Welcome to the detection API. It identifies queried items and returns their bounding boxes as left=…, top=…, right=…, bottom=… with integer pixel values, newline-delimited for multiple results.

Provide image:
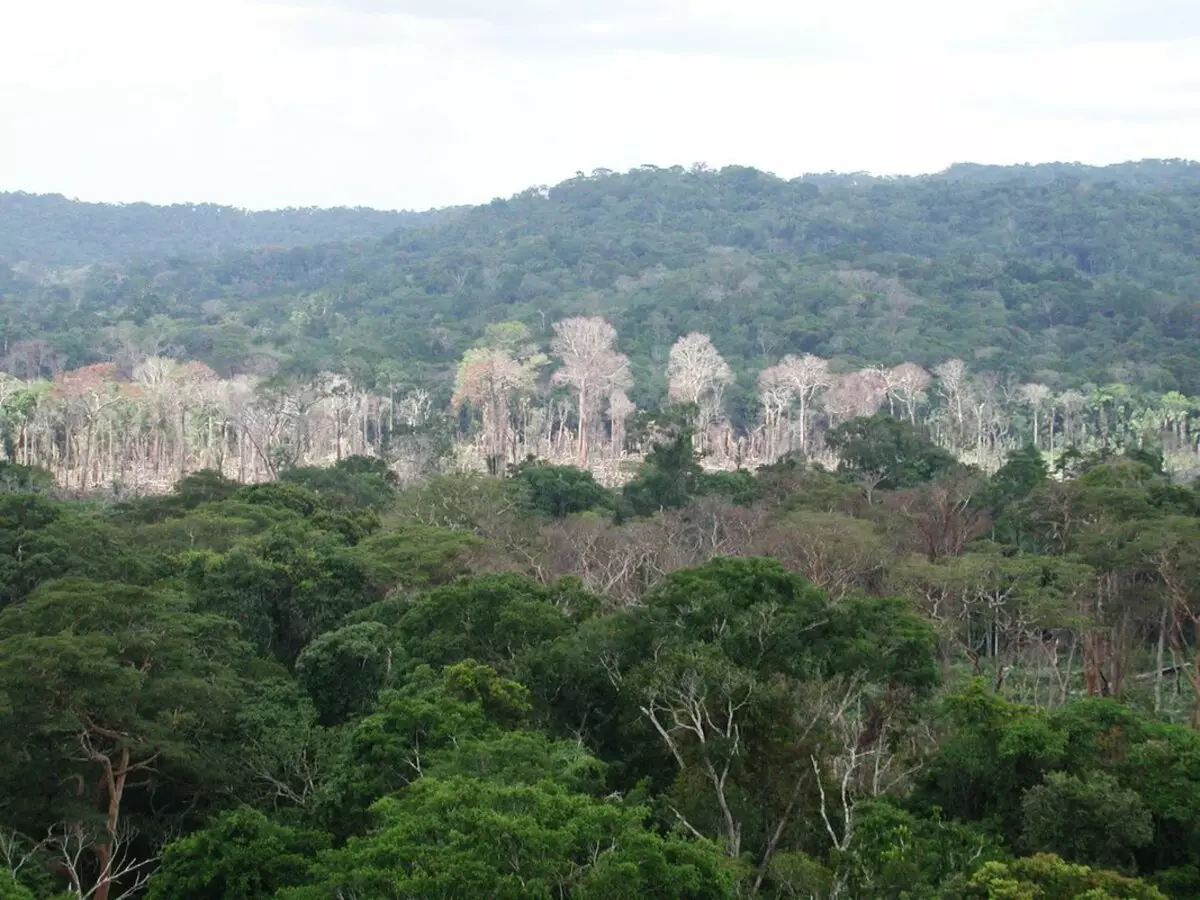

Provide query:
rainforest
left=1, top=160, right=1199, bottom=899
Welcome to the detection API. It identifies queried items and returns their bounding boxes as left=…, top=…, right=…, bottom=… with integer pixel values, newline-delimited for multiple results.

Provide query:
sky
left=1, top=0, right=1198, bottom=211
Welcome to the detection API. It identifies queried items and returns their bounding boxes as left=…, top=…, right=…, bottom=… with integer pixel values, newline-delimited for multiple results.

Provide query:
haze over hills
left=0, top=192, right=449, bottom=267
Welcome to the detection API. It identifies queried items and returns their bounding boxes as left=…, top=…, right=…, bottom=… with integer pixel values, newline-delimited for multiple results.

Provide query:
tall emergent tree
left=550, top=317, right=631, bottom=465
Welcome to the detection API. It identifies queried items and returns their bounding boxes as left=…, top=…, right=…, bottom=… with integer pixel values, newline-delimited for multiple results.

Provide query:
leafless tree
left=41, top=821, right=161, bottom=900
left=779, top=354, right=831, bottom=452
left=824, top=369, right=888, bottom=424
left=550, top=317, right=632, bottom=465
left=757, top=364, right=795, bottom=461
left=934, top=359, right=969, bottom=449
left=452, top=349, right=532, bottom=472
left=887, top=363, right=932, bottom=425
left=607, top=389, right=636, bottom=457
left=1022, top=381, right=1051, bottom=451
left=667, top=332, right=733, bottom=448
left=1018, top=383, right=1052, bottom=450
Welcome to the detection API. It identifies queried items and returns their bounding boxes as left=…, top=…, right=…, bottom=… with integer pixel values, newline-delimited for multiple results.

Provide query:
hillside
left=3, top=162, right=1198, bottom=402
left=0, top=191, right=447, bottom=266
left=5, top=160, right=1200, bottom=900
left=1, top=159, right=1199, bottom=486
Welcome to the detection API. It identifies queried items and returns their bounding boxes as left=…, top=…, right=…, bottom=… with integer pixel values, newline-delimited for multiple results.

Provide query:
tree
left=824, top=369, right=888, bottom=425
left=510, top=459, right=614, bottom=518
left=667, top=333, right=734, bottom=447
left=935, top=359, right=970, bottom=450
left=887, top=363, right=932, bottom=425
left=284, top=776, right=735, bottom=900
left=619, top=428, right=705, bottom=518
left=452, top=337, right=539, bottom=472
left=1020, top=771, right=1152, bottom=871
left=146, top=807, right=328, bottom=900
left=311, top=661, right=535, bottom=838
left=394, top=574, right=595, bottom=673
left=826, top=414, right=959, bottom=492
left=184, top=526, right=374, bottom=666
left=1019, top=383, right=1053, bottom=450
left=294, top=622, right=395, bottom=725
left=0, top=580, right=250, bottom=900
left=1134, top=516, right=1200, bottom=726
left=949, top=854, right=1167, bottom=899
left=550, top=317, right=632, bottom=465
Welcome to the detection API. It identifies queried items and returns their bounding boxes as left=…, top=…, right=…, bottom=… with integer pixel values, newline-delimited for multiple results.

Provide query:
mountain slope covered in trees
left=0, top=192, right=446, bottom=266
left=2, top=159, right=1199, bottom=491
left=4, top=159, right=1198, bottom=399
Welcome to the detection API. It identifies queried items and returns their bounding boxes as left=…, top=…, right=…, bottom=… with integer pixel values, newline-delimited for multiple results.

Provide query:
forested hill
left=0, top=192, right=446, bottom=266
left=3, top=159, right=1200, bottom=418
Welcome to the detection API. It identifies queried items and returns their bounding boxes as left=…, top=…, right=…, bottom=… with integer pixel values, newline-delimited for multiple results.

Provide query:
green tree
left=395, top=573, right=595, bottom=673
left=146, top=807, right=329, bottom=900
left=510, top=459, right=614, bottom=517
left=1019, top=771, right=1152, bottom=872
left=294, top=622, right=395, bottom=725
left=284, top=776, right=735, bottom=900
left=0, top=580, right=250, bottom=900
left=826, top=414, right=960, bottom=491
left=313, top=661, right=531, bottom=838
left=184, top=526, right=373, bottom=666
left=619, top=427, right=704, bottom=518
left=948, top=854, right=1167, bottom=899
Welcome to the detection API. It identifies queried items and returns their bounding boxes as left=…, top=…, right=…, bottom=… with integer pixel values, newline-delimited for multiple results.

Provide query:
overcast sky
left=2, top=0, right=1198, bottom=210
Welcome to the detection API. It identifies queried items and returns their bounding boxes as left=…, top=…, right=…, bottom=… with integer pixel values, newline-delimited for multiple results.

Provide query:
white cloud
left=0, top=0, right=1197, bottom=210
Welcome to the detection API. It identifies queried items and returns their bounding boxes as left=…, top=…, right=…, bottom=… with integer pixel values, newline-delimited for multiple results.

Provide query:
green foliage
left=0, top=876, right=35, bottom=900
left=639, top=556, right=937, bottom=688
left=348, top=522, right=480, bottom=597
left=286, top=776, right=735, bottom=900
left=0, top=495, right=148, bottom=607
left=312, top=661, right=532, bottom=837
left=0, top=191, right=433, bottom=265
left=836, top=801, right=1004, bottom=899
left=111, top=469, right=241, bottom=525
left=698, top=468, right=761, bottom=506
left=0, top=579, right=251, bottom=841
left=0, top=462, right=54, bottom=494
left=1020, top=771, right=1153, bottom=871
left=147, top=806, right=329, bottom=900
left=510, top=459, right=614, bottom=517
left=184, top=525, right=375, bottom=665
left=827, top=414, right=960, bottom=490
left=395, top=573, right=596, bottom=673
left=949, top=853, right=1167, bottom=899
left=280, top=455, right=398, bottom=510
left=619, top=429, right=705, bottom=518
left=295, top=622, right=395, bottom=725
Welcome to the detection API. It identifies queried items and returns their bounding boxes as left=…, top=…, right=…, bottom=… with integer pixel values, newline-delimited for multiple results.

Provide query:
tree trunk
left=1155, top=606, right=1167, bottom=715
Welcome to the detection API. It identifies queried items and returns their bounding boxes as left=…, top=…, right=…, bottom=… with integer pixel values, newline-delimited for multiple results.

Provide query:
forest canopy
left=2, top=158, right=1200, bottom=898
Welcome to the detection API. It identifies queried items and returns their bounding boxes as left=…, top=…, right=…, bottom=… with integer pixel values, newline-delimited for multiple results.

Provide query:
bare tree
left=550, top=317, right=631, bottom=465
left=824, top=369, right=888, bottom=424
left=779, top=354, right=831, bottom=452
left=607, top=389, right=636, bottom=457
left=757, top=364, right=795, bottom=462
left=1056, top=389, right=1086, bottom=450
left=1019, top=383, right=1052, bottom=450
left=934, top=359, right=969, bottom=449
left=667, top=332, right=734, bottom=447
left=42, top=821, right=161, bottom=900
left=452, top=349, right=530, bottom=472
left=888, top=363, right=932, bottom=425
